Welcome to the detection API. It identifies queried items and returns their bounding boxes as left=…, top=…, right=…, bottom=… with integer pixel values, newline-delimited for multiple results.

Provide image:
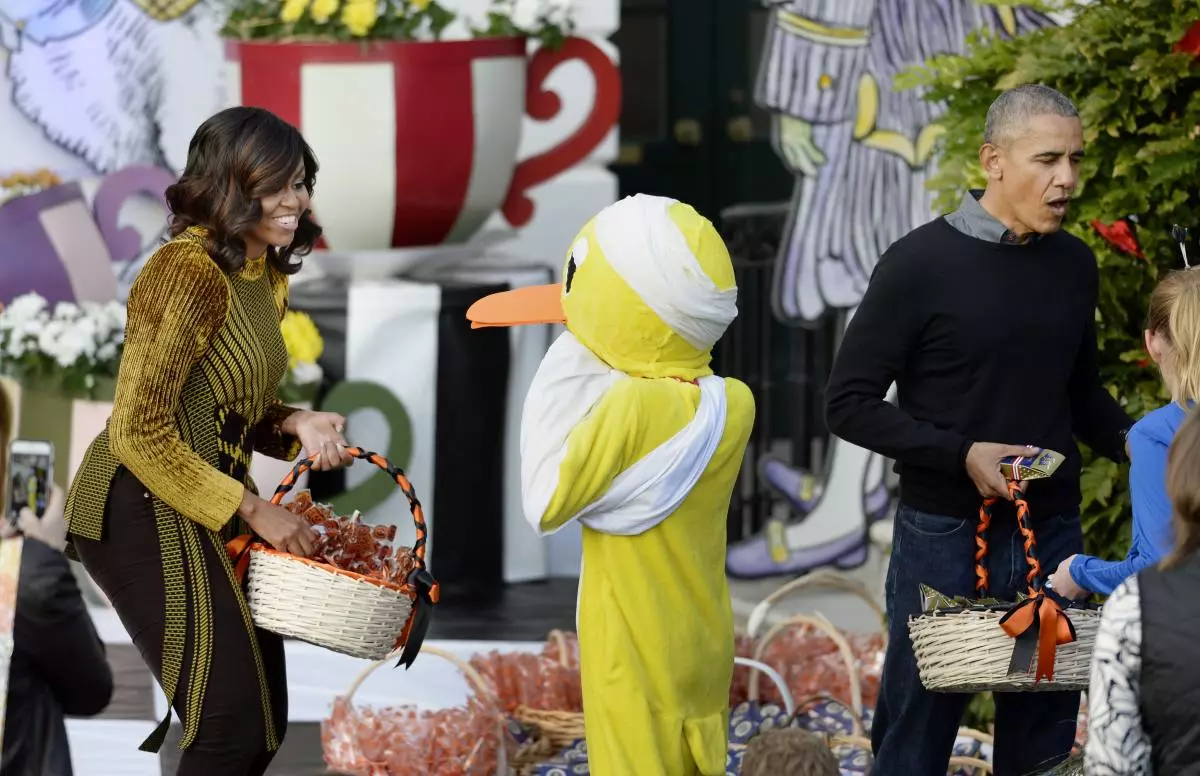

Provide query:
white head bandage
left=593, top=194, right=738, bottom=351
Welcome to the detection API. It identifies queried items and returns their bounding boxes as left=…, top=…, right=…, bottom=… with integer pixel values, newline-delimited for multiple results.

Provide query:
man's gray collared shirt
left=944, top=190, right=1038, bottom=245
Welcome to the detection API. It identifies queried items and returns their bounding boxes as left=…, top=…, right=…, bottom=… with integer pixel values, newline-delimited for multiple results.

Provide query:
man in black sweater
left=825, top=84, right=1132, bottom=775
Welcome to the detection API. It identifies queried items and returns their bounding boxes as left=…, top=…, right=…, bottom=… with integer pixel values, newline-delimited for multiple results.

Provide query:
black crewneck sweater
left=826, top=216, right=1132, bottom=520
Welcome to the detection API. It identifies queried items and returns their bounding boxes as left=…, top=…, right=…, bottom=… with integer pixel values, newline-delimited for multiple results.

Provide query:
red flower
left=1175, top=21, right=1200, bottom=56
left=1136, top=358, right=1152, bottom=369
left=1091, top=219, right=1145, bottom=259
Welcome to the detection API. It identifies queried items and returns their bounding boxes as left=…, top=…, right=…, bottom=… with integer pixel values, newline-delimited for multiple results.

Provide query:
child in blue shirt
left=1049, top=269, right=1200, bottom=597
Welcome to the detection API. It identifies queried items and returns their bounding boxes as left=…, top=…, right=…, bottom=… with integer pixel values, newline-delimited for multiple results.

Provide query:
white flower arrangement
left=0, top=293, right=126, bottom=398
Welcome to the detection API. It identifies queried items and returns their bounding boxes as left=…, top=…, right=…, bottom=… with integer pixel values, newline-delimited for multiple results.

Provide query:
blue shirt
left=1070, top=402, right=1187, bottom=595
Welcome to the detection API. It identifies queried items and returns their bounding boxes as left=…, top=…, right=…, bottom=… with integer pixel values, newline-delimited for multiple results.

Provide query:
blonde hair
left=1164, top=407, right=1200, bottom=568
left=740, top=728, right=840, bottom=776
left=1147, top=269, right=1200, bottom=405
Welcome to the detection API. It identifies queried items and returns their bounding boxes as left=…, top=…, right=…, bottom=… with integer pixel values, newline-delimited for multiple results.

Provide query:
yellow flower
left=310, top=0, right=338, bottom=23
left=410, top=0, right=430, bottom=9
left=340, top=0, right=378, bottom=36
left=280, top=310, right=323, bottom=369
left=281, top=0, right=310, bottom=23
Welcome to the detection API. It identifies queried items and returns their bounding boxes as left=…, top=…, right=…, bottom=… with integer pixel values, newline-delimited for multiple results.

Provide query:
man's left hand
left=1048, top=555, right=1088, bottom=601
left=284, top=410, right=355, bottom=471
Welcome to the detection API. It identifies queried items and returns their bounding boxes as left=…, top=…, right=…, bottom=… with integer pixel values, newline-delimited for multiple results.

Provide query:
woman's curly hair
left=165, top=106, right=322, bottom=275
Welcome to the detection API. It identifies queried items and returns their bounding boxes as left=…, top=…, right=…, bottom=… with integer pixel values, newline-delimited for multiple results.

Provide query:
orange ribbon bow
left=226, top=534, right=255, bottom=583
left=998, top=593, right=1077, bottom=683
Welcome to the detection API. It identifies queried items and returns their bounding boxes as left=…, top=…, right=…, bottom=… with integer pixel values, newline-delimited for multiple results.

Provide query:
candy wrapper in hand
left=1000, top=449, right=1065, bottom=482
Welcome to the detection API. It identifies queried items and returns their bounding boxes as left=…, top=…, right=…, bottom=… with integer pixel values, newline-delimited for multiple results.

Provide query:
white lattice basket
left=244, top=548, right=418, bottom=659
left=230, top=446, right=439, bottom=662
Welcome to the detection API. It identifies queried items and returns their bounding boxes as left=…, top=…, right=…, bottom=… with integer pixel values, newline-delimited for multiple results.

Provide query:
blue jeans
left=871, top=503, right=1084, bottom=776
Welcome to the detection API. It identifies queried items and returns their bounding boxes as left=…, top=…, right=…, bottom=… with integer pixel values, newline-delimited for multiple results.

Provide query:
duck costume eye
left=465, top=231, right=587, bottom=328
left=564, top=238, right=589, bottom=295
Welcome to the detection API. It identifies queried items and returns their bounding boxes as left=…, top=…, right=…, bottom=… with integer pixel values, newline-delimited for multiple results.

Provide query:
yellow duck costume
left=467, top=194, right=755, bottom=776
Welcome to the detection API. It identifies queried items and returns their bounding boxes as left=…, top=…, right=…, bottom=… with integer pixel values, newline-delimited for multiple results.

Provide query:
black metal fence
left=713, top=202, right=840, bottom=544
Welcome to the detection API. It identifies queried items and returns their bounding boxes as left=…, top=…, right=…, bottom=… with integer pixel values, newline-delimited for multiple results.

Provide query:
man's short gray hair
left=984, top=84, right=1079, bottom=145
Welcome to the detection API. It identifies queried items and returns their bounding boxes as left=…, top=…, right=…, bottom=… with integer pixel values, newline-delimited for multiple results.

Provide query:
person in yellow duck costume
left=467, top=194, right=755, bottom=776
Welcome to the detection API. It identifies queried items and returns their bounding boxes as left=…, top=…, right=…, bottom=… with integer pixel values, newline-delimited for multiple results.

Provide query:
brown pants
left=74, top=467, right=288, bottom=775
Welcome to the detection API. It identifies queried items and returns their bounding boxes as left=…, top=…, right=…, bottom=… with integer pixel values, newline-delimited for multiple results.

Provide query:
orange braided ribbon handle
left=1011, top=482, right=1041, bottom=598
left=982, top=482, right=1076, bottom=684
left=976, top=499, right=995, bottom=597
left=268, top=446, right=431, bottom=571
left=975, top=482, right=1043, bottom=599
left=227, top=446, right=439, bottom=669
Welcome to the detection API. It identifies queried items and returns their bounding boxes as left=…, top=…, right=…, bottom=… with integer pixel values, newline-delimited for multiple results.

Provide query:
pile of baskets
left=316, top=566, right=1010, bottom=776
left=733, top=569, right=995, bottom=776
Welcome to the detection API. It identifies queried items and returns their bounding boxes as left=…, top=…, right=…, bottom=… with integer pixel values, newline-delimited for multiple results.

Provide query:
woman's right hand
left=238, top=492, right=315, bottom=557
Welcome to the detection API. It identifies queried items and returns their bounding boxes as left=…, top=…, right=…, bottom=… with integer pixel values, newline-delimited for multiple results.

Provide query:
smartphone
left=7, top=439, right=54, bottom=524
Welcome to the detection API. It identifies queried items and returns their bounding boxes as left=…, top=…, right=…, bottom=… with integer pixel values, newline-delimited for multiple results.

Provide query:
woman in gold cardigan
left=64, top=106, right=353, bottom=775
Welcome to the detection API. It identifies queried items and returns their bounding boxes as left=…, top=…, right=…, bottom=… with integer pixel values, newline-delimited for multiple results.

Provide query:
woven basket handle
left=733, top=657, right=795, bottom=716
left=957, top=727, right=995, bottom=747
left=340, top=644, right=508, bottom=774
left=344, top=644, right=496, bottom=703
left=748, top=612, right=865, bottom=735
left=948, top=756, right=992, bottom=774
left=745, top=568, right=885, bottom=639
left=547, top=629, right=572, bottom=669
left=270, top=446, right=430, bottom=569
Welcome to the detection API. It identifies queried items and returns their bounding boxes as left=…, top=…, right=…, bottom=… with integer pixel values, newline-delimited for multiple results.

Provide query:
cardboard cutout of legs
left=727, top=0, right=1057, bottom=579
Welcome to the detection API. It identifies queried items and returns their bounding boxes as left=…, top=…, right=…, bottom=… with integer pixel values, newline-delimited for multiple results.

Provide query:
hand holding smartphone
left=7, top=439, right=54, bottom=525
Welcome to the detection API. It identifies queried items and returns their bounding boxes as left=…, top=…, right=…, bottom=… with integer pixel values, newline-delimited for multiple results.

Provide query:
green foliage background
left=898, top=0, right=1200, bottom=567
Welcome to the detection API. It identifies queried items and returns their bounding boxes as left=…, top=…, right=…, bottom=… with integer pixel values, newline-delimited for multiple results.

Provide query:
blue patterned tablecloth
left=524, top=698, right=991, bottom=776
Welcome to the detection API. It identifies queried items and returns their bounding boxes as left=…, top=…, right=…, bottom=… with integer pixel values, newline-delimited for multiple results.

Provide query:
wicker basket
left=747, top=611, right=869, bottom=729
left=746, top=608, right=994, bottom=774
left=227, top=446, right=439, bottom=662
left=909, top=483, right=1100, bottom=693
left=511, top=630, right=586, bottom=749
left=909, top=606, right=1101, bottom=693
left=325, top=644, right=509, bottom=776
left=510, top=634, right=795, bottom=760
left=744, top=566, right=886, bottom=640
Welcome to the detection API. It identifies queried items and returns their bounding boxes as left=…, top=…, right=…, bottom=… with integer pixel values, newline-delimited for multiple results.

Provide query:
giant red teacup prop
left=226, top=36, right=621, bottom=250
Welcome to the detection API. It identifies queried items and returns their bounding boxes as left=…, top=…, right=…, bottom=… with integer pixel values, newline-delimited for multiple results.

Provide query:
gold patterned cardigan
left=64, top=226, right=302, bottom=754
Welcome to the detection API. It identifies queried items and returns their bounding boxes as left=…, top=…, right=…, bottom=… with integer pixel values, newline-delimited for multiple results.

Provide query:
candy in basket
left=225, top=446, right=440, bottom=663
left=323, top=644, right=513, bottom=776
left=908, top=450, right=1102, bottom=693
